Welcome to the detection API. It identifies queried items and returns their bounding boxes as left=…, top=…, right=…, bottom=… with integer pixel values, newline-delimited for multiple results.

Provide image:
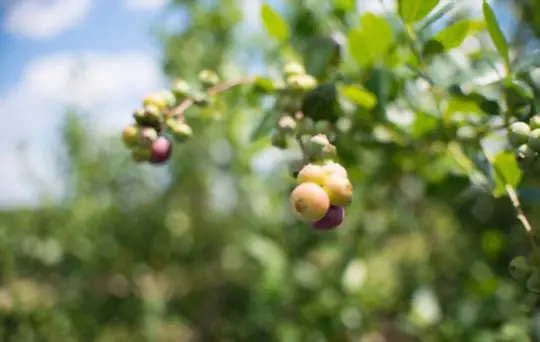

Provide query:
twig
left=493, top=163, right=540, bottom=265
left=167, top=76, right=257, bottom=118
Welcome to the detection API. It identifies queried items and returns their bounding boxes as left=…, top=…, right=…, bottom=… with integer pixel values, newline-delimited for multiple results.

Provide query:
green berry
left=508, top=121, right=531, bottom=147
left=172, top=79, right=191, bottom=100
left=530, top=115, right=540, bottom=130
left=527, top=270, right=540, bottom=293
left=271, top=131, right=287, bottom=149
left=297, top=117, right=315, bottom=135
left=515, top=144, right=537, bottom=170
left=192, top=92, right=212, bottom=107
left=509, top=256, right=531, bottom=281
left=315, top=120, right=332, bottom=134
left=197, top=69, right=220, bottom=88
left=143, top=104, right=163, bottom=123
left=121, top=124, right=139, bottom=148
left=167, top=120, right=193, bottom=142
left=143, top=92, right=167, bottom=111
left=277, top=115, right=297, bottom=134
left=159, top=90, right=176, bottom=108
left=529, top=129, right=540, bottom=152
left=284, top=62, right=305, bottom=77
left=131, top=146, right=151, bottom=163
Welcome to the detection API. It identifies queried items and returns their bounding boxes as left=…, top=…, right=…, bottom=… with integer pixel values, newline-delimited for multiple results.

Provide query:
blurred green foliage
left=6, top=0, right=540, bottom=341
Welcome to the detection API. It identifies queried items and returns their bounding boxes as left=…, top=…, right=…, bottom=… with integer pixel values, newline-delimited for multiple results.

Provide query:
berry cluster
left=120, top=70, right=222, bottom=164
left=509, top=115, right=540, bottom=171
left=289, top=134, right=352, bottom=230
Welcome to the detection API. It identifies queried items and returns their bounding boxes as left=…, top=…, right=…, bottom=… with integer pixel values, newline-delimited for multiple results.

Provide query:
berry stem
left=493, top=163, right=540, bottom=265
left=167, top=76, right=257, bottom=119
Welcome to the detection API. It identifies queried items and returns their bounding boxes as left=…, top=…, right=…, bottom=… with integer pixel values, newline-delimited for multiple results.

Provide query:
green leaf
left=411, top=112, right=438, bottom=137
left=482, top=0, right=510, bottom=72
left=493, top=151, right=522, bottom=197
left=250, top=110, right=280, bottom=141
left=347, top=14, right=393, bottom=67
left=335, top=0, right=355, bottom=11
left=260, top=3, right=289, bottom=42
left=428, top=20, right=485, bottom=56
left=398, top=0, right=439, bottom=23
left=338, top=85, right=377, bottom=109
left=417, top=1, right=453, bottom=32
left=446, top=142, right=490, bottom=189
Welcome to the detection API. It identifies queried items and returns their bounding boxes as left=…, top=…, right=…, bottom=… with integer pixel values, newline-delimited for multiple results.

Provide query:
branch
left=167, top=76, right=257, bottom=119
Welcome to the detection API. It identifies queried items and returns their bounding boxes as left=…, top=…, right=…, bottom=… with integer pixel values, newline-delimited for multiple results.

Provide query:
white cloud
left=4, top=0, right=91, bottom=38
left=123, top=0, right=168, bottom=10
left=0, top=51, right=165, bottom=207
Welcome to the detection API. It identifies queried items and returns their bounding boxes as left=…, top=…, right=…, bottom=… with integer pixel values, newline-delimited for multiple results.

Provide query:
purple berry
left=311, top=205, right=344, bottom=230
left=149, top=136, right=172, bottom=164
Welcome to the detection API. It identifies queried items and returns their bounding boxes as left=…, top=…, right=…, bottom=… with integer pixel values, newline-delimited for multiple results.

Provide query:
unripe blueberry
left=528, top=129, right=540, bottom=152
left=515, top=144, right=537, bottom=170
left=316, top=144, right=337, bottom=161
left=149, top=136, right=173, bottom=164
left=530, top=115, right=540, bottom=130
left=297, top=163, right=327, bottom=186
left=324, top=174, right=353, bottom=207
left=143, top=104, right=163, bottom=123
left=290, top=182, right=330, bottom=222
left=306, top=134, right=329, bottom=156
left=311, top=205, right=344, bottom=230
left=321, top=161, right=348, bottom=179
left=284, top=62, right=306, bottom=77
left=143, top=93, right=167, bottom=111
left=131, top=147, right=152, bottom=163
left=527, top=270, right=540, bottom=294
left=508, top=121, right=531, bottom=147
left=138, top=127, right=158, bottom=147
left=159, top=90, right=177, bottom=108
left=271, top=131, right=288, bottom=149
left=172, top=79, right=191, bottom=100
left=192, top=92, right=212, bottom=107
left=286, top=74, right=318, bottom=91
left=197, top=69, right=220, bottom=88
left=168, top=121, right=193, bottom=142
left=297, top=117, right=315, bottom=135
left=122, top=124, right=139, bottom=148
left=509, top=256, right=531, bottom=281
left=277, top=115, right=297, bottom=134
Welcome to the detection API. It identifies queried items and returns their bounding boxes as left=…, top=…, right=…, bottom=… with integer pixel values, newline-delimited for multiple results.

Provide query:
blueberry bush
left=5, top=0, right=540, bottom=341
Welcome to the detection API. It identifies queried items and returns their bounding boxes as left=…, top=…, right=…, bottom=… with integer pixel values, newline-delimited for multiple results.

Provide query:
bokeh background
left=1, top=0, right=540, bottom=341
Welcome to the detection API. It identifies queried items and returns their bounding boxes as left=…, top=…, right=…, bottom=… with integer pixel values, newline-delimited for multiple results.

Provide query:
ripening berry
left=143, top=104, right=162, bottom=123
left=122, top=124, right=139, bottom=148
left=321, top=161, right=348, bottom=179
left=530, top=115, right=540, bottom=130
left=311, top=205, right=344, bottom=230
left=324, top=174, right=353, bottom=207
left=509, top=256, right=531, bottom=282
left=131, top=147, right=151, bottom=163
left=138, top=127, right=158, bottom=147
left=297, top=163, right=327, bottom=186
left=508, top=121, right=531, bottom=147
left=149, top=136, right=172, bottom=164
left=515, top=144, right=537, bottom=170
left=290, top=183, right=330, bottom=222
left=528, top=129, right=540, bottom=152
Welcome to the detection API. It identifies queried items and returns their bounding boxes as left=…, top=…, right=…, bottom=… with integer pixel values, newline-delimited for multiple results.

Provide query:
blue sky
left=0, top=0, right=515, bottom=208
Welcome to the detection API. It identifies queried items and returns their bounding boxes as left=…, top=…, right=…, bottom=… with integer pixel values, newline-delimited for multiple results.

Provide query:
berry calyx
left=290, top=182, right=330, bottom=222
left=311, top=205, right=344, bottom=230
